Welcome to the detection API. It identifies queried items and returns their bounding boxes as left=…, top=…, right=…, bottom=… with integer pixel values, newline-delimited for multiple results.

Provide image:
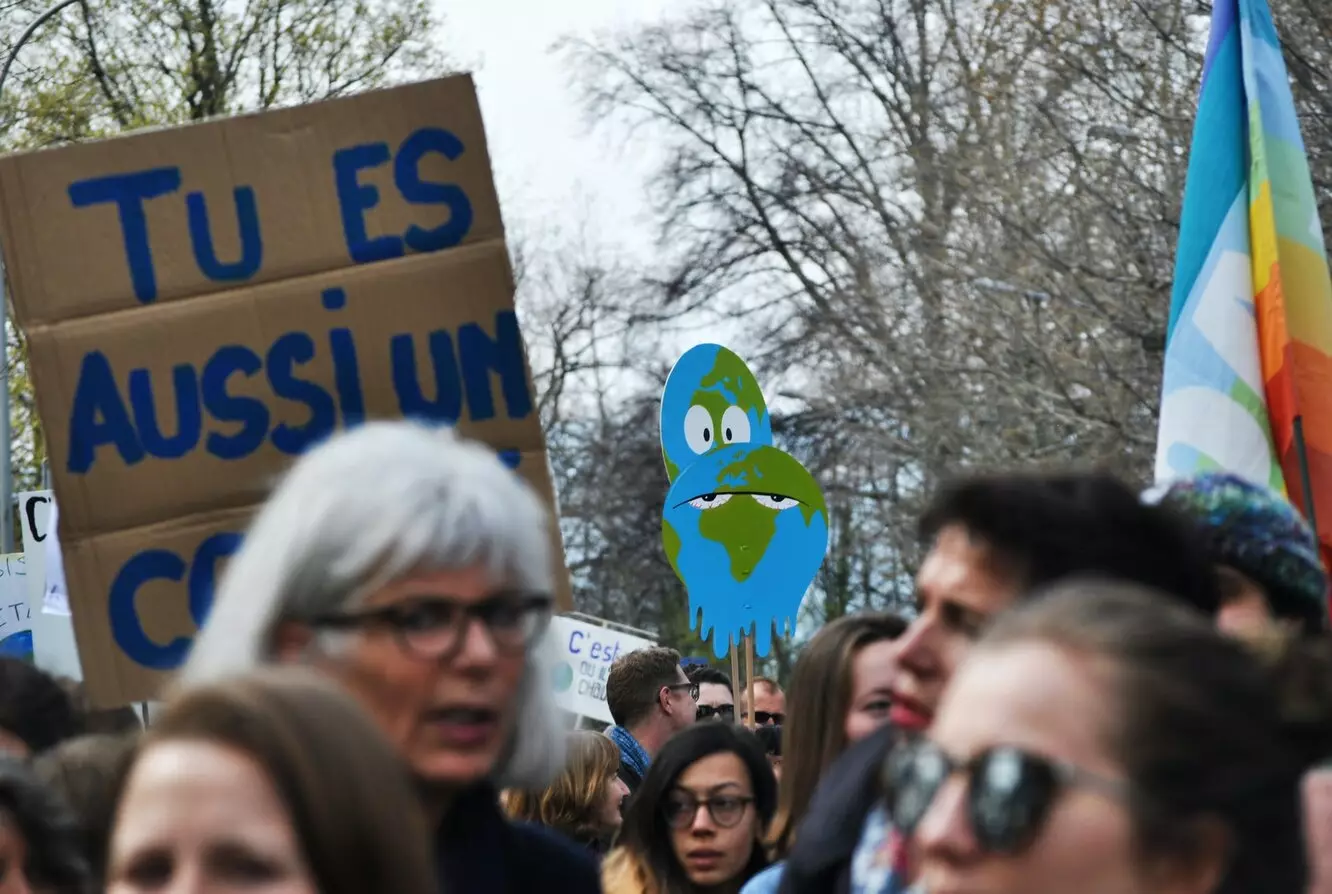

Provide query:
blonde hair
left=601, top=847, right=659, bottom=894
left=502, top=731, right=620, bottom=841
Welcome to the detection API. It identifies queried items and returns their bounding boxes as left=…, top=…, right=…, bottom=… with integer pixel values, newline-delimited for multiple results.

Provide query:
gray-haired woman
left=181, top=420, right=600, bottom=894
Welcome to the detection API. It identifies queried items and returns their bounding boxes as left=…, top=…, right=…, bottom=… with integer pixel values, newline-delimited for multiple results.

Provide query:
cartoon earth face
left=660, top=344, right=772, bottom=484
left=663, top=444, right=829, bottom=657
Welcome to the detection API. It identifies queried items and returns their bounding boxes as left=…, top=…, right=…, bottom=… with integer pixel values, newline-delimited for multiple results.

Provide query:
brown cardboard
left=31, top=241, right=541, bottom=539
left=0, top=77, right=503, bottom=325
left=0, top=76, right=569, bottom=707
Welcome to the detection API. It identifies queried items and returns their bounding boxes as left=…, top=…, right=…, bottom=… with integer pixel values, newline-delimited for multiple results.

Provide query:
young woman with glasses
left=178, top=421, right=599, bottom=894
left=603, top=723, right=777, bottom=894
left=885, top=580, right=1332, bottom=894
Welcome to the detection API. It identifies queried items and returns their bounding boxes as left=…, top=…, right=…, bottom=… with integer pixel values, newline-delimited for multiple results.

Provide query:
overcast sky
left=434, top=0, right=668, bottom=256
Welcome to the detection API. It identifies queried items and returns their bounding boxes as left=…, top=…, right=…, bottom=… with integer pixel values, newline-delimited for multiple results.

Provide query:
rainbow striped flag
left=1156, top=0, right=1332, bottom=559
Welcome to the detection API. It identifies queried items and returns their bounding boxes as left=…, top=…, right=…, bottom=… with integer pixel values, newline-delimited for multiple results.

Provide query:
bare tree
left=1, top=0, right=448, bottom=146
left=555, top=0, right=1230, bottom=642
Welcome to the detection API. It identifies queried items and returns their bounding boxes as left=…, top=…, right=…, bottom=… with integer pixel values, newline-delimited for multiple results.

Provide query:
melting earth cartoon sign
left=660, top=344, right=828, bottom=658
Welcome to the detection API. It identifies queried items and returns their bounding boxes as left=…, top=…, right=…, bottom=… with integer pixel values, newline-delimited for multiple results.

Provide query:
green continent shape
left=715, top=447, right=826, bottom=524
left=699, top=447, right=827, bottom=581
left=663, top=518, right=683, bottom=575
left=664, top=451, right=680, bottom=483
left=691, top=348, right=767, bottom=439
left=699, top=494, right=777, bottom=583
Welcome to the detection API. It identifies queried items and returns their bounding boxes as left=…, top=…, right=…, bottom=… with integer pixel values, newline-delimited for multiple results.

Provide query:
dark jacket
left=616, top=758, right=643, bottom=797
left=777, top=724, right=898, bottom=894
left=435, top=783, right=602, bottom=894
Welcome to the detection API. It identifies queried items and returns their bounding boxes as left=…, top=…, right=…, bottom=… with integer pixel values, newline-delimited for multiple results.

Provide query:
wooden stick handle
left=729, top=635, right=741, bottom=721
left=745, top=632, right=757, bottom=730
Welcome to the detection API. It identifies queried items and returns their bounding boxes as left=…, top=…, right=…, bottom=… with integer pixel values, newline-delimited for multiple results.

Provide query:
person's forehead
left=698, top=683, right=734, bottom=705
left=935, top=641, right=1120, bottom=777
left=365, top=565, right=507, bottom=607
left=916, top=524, right=1023, bottom=615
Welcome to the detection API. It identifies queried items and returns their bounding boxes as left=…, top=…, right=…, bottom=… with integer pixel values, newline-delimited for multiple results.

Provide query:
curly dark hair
left=0, top=659, right=83, bottom=756
left=920, top=470, right=1221, bottom=617
left=0, top=754, right=91, bottom=893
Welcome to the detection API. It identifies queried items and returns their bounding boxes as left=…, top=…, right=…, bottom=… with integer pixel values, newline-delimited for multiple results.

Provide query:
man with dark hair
left=774, top=470, right=1222, bottom=894
left=686, top=665, right=735, bottom=722
left=605, top=647, right=697, bottom=794
left=0, top=659, right=83, bottom=758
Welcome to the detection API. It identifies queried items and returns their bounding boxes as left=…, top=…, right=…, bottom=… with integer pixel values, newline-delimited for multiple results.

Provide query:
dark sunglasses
left=883, top=739, right=1129, bottom=854
left=742, top=710, right=784, bottom=726
left=663, top=793, right=754, bottom=829
left=309, top=591, right=552, bottom=661
left=696, top=704, right=736, bottom=722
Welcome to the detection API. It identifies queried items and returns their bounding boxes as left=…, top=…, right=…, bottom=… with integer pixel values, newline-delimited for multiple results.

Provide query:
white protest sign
left=549, top=615, right=656, bottom=724
left=0, top=554, right=30, bottom=660
left=18, top=491, right=83, bottom=679
left=42, top=500, right=70, bottom=616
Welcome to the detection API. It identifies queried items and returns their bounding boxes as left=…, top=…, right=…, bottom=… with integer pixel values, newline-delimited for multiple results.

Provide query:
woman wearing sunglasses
left=887, top=580, right=1332, bottom=894
left=603, top=723, right=778, bottom=894
left=180, top=421, right=599, bottom=894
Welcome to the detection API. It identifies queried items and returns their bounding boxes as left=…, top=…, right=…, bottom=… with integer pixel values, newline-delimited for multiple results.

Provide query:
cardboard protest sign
left=0, top=554, right=30, bottom=661
left=548, top=615, right=655, bottom=724
left=0, top=76, right=566, bottom=706
left=660, top=344, right=827, bottom=659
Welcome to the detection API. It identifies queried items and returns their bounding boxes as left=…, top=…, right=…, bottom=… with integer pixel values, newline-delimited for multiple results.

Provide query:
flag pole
left=1294, top=416, right=1319, bottom=530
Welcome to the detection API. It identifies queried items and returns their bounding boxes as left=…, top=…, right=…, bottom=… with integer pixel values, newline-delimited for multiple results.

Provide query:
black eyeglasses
left=309, top=591, right=553, bottom=660
left=663, top=793, right=754, bottom=829
left=696, top=704, right=735, bottom=722
left=883, top=739, right=1129, bottom=854
left=742, top=710, right=784, bottom=726
left=664, top=682, right=700, bottom=702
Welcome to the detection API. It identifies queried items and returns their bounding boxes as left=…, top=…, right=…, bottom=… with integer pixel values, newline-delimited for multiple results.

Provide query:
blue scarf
left=607, top=726, right=650, bottom=780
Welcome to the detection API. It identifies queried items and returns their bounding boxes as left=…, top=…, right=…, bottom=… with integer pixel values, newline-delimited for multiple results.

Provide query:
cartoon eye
left=684, top=405, right=714, bottom=454
left=752, top=494, right=799, bottom=510
left=720, top=406, right=751, bottom=444
left=688, top=494, right=733, bottom=510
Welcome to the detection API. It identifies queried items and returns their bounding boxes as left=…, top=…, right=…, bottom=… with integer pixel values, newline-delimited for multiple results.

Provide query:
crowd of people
left=2, top=419, right=1331, bottom=894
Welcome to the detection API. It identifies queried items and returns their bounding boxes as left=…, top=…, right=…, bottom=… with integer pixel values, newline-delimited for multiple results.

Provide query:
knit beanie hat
left=1158, top=473, right=1328, bottom=631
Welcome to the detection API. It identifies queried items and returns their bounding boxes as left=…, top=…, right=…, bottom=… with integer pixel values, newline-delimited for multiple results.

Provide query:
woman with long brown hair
left=742, top=611, right=905, bottom=894
left=104, top=667, right=438, bottom=894
left=503, top=730, right=630, bottom=855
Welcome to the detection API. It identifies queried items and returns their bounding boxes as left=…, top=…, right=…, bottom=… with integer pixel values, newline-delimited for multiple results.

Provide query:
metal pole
left=1, top=268, right=10, bottom=552
left=0, top=0, right=86, bottom=552
left=1294, top=416, right=1319, bottom=531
